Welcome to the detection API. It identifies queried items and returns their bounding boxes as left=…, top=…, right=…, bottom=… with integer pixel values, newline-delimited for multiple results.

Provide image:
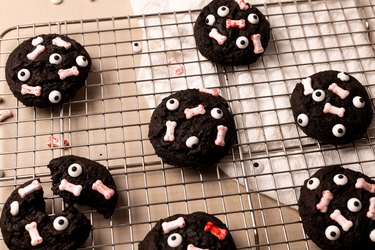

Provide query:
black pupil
left=308, top=180, right=314, bottom=185
left=170, top=100, right=174, bottom=104
left=192, top=143, right=198, bottom=148
left=330, top=232, right=336, bottom=237
left=54, top=95, right=60, bottom=101
left=338, top=128, right=343, bottom=133
left=316, top=91, right=321, bottom=97
left=354, top=201, right=360, bottom=207
left=54, top=55, right=60, bottom=60
left=298, top=119, right=303, bottom=124
left=171, top=236, right=177, bottom=241
left=240, top=40, right=246, bottom=45
left=72, top=166, right=77, bottom=172
left=217, top=109, right=222, bottom=114
left=338, top=175, right=343, bottom=179
left=82, top=57, right=87, bottom=61
left=20, top=71, right=26, bottom=76
left=206, top=18, right=209, bottom=23
left=222, top=7, right=226, bottom=11
left=58, top=219, right=64, bottom=225
left=134, top=43, right=138, bottom=47
left=254, top=15, right=258, bottom=19
left=359, top=97, right=363, bottom=103
left=253, top=162, right=259, bottom=168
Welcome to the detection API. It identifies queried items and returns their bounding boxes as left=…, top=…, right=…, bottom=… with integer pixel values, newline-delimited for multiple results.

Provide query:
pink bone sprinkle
left=27, top=45, right=46, bottom=61
left=328, top=83, right=350, bottom=99
left=167, top=57, right=184, bottom=75
left=18, top=180, right=42, bottom=198
left=162, top=217, right=186, bottom=234
left=92, top=180, right=115, bottom=200
left=59, top=179, right=82, bottom=197
left=25, top=222, right=43, bottom=246
left=215, top=125, right=228, bottom=147
left=47, top=135, right=69, bottom=148
left=209, top=28, right=227, bottom=45
left=330, top=209, right=353, bottom=231
left=316, top=190, right=334, bottom=213
left=301, top=77, right=313, bottom=96
left=199, top=87, right=219, bottom=96
left=235, top=0, right=249, bottom=10
left=250, top=34, right=264, bottom=54
left=21, top=84, right=42, bottom=96
left=0, top=110, right=13, bottom=122
left=58, top=66, right=79, bottom=80
left=366, top=197, right=375, bottom=220
left=226, top=19, right=246, bottom=29
left=323, top=103, right=345, bottom=118
left=184, top=104, right=206, bottom=119
left=355, top=178, right=375, bottom=193
left=187, top=244, right=209, bottom=250
left=52, top=37, right=72, bottom=49
left=163, top=120, right=177, bottom=142
left=204, top=221, right=228, bottom=240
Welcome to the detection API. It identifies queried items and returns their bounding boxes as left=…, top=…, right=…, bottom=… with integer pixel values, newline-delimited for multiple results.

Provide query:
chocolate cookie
left=148, top=88, right=237, bottom=170
left=48, top=155, right=118, bottom=218
left=5, top=34, right=91, bottom=108
left=290, top=70, right=373, bottom=144
left=139, top=212, right=237, bottom=250
left=194, top=0, right=270, bottom=65
left=0, top=179, right=91, bottom=250
left=298, top=165, right=375, bottom=250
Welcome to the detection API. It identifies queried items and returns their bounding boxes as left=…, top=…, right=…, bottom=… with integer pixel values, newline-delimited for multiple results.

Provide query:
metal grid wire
left=0, top=0, right=374, bottom=249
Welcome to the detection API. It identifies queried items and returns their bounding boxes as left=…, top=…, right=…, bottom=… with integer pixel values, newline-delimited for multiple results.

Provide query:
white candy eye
left=53, top=216, right=69, bottom=231
left=76, top=55, right=88, bottom=67
left=347, top=198, right=362, bottom=212
left=186, top=136, right=199, bottom=148
left=370, top=229, right=375, bottom=242
left=132, top=42, right=142, bottom=53
left=10, top=201, right=19, bottom=216
left=353, top=96, right=365, bottom=108
left=48, top=90, right=62, bottom=104
left=49, top=53, right=62, bottom=64
left=211, top=108, right=223, bottom=119
left=333, top=174, right=348, bottom=186
left=68, top=163, right=82, bottom=178
left=297, top=113, right=309, bottom=127
left=17, top=69, right=31, bottom=81
left=217, top=6, right=229, bottom=17
left=166, top=98, right=179, bottom=111
left=312, top=89, right=325, bottom=102
left=337, top=72, right=350, bottom=82
left=248, top=13, right=259, bottom=24
left=332, top=124, right=346, bottom=138
left=236, top=36, right=249, bottom=49
left=306, top=177, right=320, bottom=190
left=167, top=233, right=182, bottom=247
left=205, top=14, right=216, bottom=26
left=325, top=225, right=340, bottom=241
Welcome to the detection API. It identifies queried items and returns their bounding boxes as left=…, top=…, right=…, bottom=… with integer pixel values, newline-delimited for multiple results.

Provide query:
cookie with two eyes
left=48, top=155, right=118, bottom=218
left=5, top=34, right=91, bottom=108
left=148, top=88, right=237, bottom=170
left=298, top=165, right=375, bottom=250
left=290, top=70, right=373, bottom=145
left=138, top=211, right=237, bottom=250
left=0, top=179, right=92, bottom=250
left=194, top=0, right=270, bottom=65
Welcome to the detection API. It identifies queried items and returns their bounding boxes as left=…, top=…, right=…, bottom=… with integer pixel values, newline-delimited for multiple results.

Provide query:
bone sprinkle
left=328, top=83, right=350, bottom=99
left=164, top=120, right=177, bottom=142
left=330, top=209, right=353, bottom=231
left=204, top=221, right=228, bottom=240
left=184, top=104, right=206, bottom=119
left=215, top=125, right=228, bottom=146
left=367, top=197, right=375, bottom=220
left=323, top=103, right=345, bottom=118
left=162, top=217, right=186, bottom=234
left=58, top=66, right=79, bottom=80
left=52, top=37, right=72, bottom=49
left=92, top=180, right=115, bottom=200
left=27, top=45, right=46, bottom=61
left=355, top=178, right=375, bottom=193
left=250, top=34, right=264, bottom=54
left=316, top=190, right=334, bottom=213
left=235, top=0, right=249, bottom=10
left=209, top=28, right=227, bottom=45
left=199, top=87, right=219, bottom=96
left=226, top=19, right=246, bottom=29
left=59, top=179, right=82, bottom=197
left=167, top=57, right=184, bottom=76
left=301, top=77, right=313, bottom=96
left=0, top=110, right=13, bottom=122
left=187, top=244, right=209, bottom=250
left=25, top=222, right=43, bottom=246
left=21, top=84, right=42, bottom=96
left=18, top=180, right=42, bottom=198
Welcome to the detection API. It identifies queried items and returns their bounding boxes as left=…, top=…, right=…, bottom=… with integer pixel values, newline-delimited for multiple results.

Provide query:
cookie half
left=290, top=70, right=373, bottom=144
left=5, top=34, right=91, bottom=108
left=194, top=0, right=270, bottom=65
left=139, top=212, right=237, bottom=249
left=148, top=88, right=237, bottom=170
left=298, top=166, right=375, bottom=250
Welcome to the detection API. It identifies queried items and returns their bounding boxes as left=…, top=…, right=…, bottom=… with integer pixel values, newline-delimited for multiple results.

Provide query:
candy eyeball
left=167, top=233, right=182, bottom=247
left=297, top=113, right=309, bottom=127
left=312, top=89, right=325, bottom=102
left=76, top=55, right=89, bottom=67
left=48, top=90, right=62, bottom=104
left=17, top=69, right=31, bottom=81
left=132, top=42, right=142, bottom=53
left=68, top=163, right=83, bottom=177
left=248, top=13, right=259, bottom=24
left=205, top=14, right=216, bottom=26
left=337, top=72, right=350, bottom=82
left=333, top=174, right=348, bottom=186
left=332, top=124, right=346, bottom=138
left=186, top=136, right=199, bottom=148
left=353, top=96, right=365, bottom=108
left=347, top=198, right=362, bottom=212
left=236, top=36, right=249, bottom=49
left=325, top=225, right=340, bottom=241
left=211, top=108, right=224, bottom=119
left=53, top=216, right=69, bottom=231
left=49, top=53, right=62, bottom=65
left=306, top=177, right=320, bottom=190
left=166, top=98, right=179, bottom=111
left=217, top=6, right=230, bottom=17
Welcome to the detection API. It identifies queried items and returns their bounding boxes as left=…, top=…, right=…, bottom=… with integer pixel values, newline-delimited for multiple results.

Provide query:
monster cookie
left=194, top=0, right=270, bottom=65
left=48, top=155, right=118, bottom=218
left=148, top=88, right=237, bottom=170
left=0, top=179, right=91, bottom=250
left=298, top=165, right=375, bottom=250
left=290, top=70, right=373, bottom=145
left=139, top=212, right=237, bottom=249
left=5, top=34, right=91, bottom=108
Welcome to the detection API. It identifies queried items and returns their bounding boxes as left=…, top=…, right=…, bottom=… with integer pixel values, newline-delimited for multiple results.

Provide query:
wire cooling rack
left=0, top=0, right=374, bottom=249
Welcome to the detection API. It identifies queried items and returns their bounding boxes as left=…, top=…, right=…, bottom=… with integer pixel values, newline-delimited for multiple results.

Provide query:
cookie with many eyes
left=48, top=155, right=118, bottom=218
left=0, top=179, right=91, bottom=250
left=298, top=165, right=375, bottom=250
left=148, top=88, right=237, bottom=170
left=194, top=0, right=270, bottom=65
left=138, top=212, right=237, bottom=249
left=5, top=34, right=91, bottom=108
left=290, top=70, right=373, bottom=145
